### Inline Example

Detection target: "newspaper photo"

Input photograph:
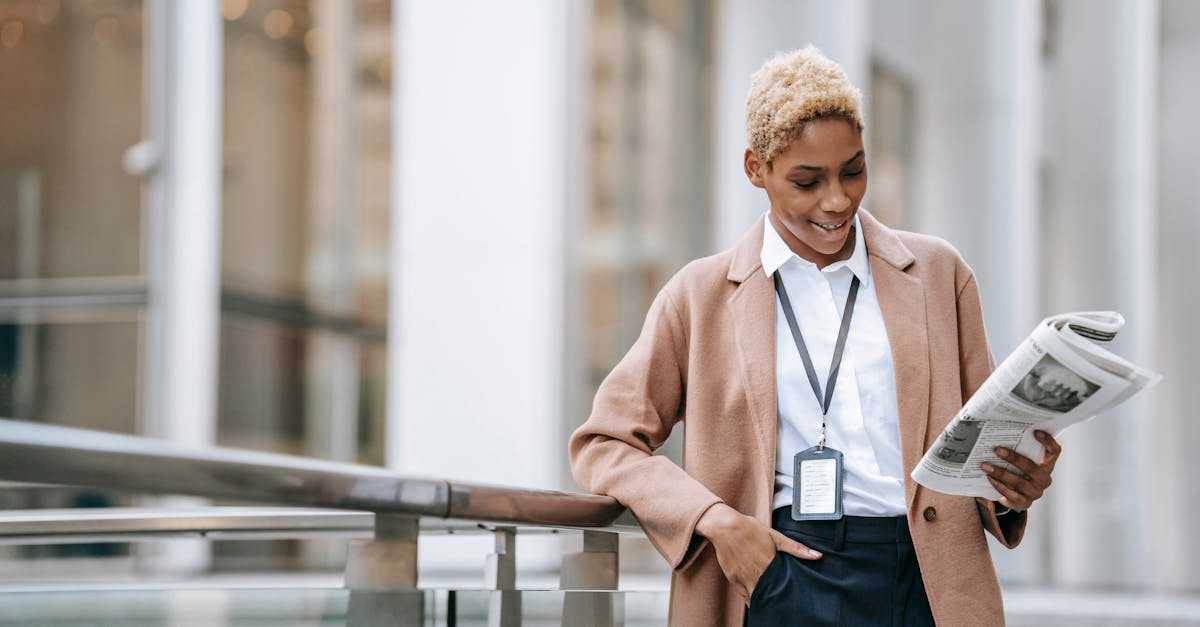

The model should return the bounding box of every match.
[911,311,1162,499]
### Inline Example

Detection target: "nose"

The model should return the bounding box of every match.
[820,180,852,213]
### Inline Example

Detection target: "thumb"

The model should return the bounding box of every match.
[769,529,822,560]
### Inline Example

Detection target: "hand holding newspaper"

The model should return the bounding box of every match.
[911,311,1162,499]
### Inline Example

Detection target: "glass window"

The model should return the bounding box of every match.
[0,0,145,433]
[579,0,714,451]
[218,0,391,464]
[867,60,916,230]
[0,319,140,433]
[0,0,144,281]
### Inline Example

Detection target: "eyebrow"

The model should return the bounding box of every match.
[789,150,865,173]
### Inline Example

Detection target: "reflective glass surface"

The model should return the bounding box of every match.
[0,588,671,627]
[0,0,144,280]
[0,320,140,434]
[217,0,391,473]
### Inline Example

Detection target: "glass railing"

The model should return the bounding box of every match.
[0,418,661,626]
[0,587,672,627]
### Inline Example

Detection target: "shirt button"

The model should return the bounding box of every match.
[923,507,937,522]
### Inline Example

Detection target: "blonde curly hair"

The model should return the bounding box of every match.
[745,45,864,165]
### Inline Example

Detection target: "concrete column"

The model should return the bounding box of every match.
[1112,0,1161,591]
[979,0,1046,585]
[139,0,223,575]
[804,0,868,89]
[142,0,222,449]
[1042,0,1160,589]
[388,0,579,489]
[1156,0,1200,593]
[984,0,1042,357]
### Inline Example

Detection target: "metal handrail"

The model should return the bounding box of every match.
[0,507,373,545]
[0,418,634,532]
[0,506,609,545]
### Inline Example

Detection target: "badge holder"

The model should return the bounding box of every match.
[774,272,855,523]
[792,441,844,521]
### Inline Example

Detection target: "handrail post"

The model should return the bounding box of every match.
[486,526,521,627]
[345,514,422,626]
[561,530,620,627]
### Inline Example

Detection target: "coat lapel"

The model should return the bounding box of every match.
[859,211,930,508]
[725,217,779,493]
[723,212,932,510]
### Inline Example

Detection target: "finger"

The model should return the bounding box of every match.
[994,447,1038,475]
[987,476,1030,511]
[1035,430,1063,464]
[982,461,1046,497]
[995,447,1053,488]
[770,529,822,560]
[984,461,1041,504]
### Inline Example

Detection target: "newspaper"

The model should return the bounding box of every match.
[911,311,1162,499]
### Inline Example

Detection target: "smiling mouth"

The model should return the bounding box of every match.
[811,220,848,232]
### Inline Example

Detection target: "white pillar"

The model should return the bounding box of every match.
[984,0,1041,355]
[143,0,223,447]
[982,0,1046,585]
[1043,0,1160,590]
[140,0,223,574]
[1112,0,1161,590]
[1155,0,1200,593]
[804,0,868,89]
[712,0,869,250]
[387,0,578,491]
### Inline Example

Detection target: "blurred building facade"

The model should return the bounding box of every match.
[1,0,1199,602]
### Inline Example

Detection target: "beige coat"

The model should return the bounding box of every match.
[569,211,1026,626]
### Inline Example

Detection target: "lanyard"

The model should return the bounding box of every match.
[773,271,860,449]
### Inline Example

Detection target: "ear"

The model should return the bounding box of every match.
[744,148,766,189]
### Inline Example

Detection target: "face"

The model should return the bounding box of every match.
[744,117,867,268]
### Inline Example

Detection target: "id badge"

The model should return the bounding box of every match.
[792,446,844,521]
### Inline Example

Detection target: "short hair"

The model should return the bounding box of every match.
[744,45,864,164]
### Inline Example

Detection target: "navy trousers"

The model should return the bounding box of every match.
[744,508,936,626]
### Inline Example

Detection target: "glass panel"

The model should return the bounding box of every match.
[0,588,672,627]
[218,0,391,473]
[867,61,916,230]
[219,0,390,324]
[581,0,713,462]
[217,315,307,456]
[0,0,144,280]
[215,313,386,570]
[0,484,134,561]
[216,315,387,464]
[356,341,386,466]
[0,320,139,434]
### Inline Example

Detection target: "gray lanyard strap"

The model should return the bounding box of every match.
[772,271,861,449]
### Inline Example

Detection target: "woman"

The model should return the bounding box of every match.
[569,46,1060,626]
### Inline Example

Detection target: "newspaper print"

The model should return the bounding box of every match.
[911,311,1162,499]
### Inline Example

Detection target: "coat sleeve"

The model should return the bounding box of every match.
[568,287,724,569]
[955,271,1029,548]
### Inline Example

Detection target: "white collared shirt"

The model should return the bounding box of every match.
[762,213,906,516]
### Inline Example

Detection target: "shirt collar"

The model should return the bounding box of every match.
[760,212,871,286]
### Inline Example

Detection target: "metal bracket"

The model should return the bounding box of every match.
[561,530,620,627]
[345,514,422,627]
[486,526,521,627]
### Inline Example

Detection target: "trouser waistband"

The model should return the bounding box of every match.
[771,507,912,547]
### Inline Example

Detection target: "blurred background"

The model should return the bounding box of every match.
[0,0,1197,623]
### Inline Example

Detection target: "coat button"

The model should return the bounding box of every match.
[923,506,937,522]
